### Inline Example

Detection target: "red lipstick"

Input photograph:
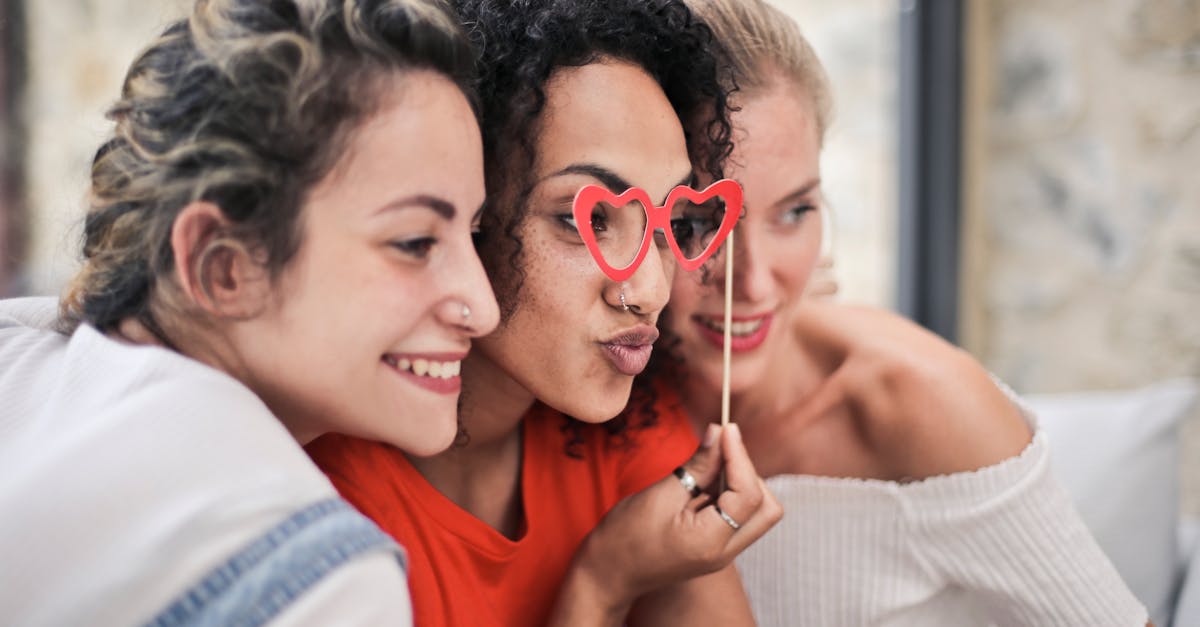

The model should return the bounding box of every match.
[692,313,773,353]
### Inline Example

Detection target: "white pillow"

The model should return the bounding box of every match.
[1024,379,1199,627]
[0,296,60,331]
[1175,518,1200,627]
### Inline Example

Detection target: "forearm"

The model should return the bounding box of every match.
[546,554,633,627]
[627,565,754,627]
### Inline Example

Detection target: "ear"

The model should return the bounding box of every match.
[170,202,269,319]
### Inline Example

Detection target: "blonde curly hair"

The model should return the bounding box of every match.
[61,0,472,339]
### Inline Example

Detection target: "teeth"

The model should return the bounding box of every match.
[386,356,462,379]
[702,318,764,337]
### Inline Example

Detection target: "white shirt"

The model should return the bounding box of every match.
[737,416,1148,626]
[0,299,411,625]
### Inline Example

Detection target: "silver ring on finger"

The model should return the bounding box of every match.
[673,466,702,497]
[714,505,741,530]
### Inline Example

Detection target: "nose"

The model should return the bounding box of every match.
[710,227,770,304]
[440,240,500,337]
[616,237,673,316]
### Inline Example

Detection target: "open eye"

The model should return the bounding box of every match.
[670,197,724,251]
[559,207,610,234]
[780,204,816,226]
[670,216,719,249]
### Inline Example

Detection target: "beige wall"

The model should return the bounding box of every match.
[962,0,1200,511]
[771,0,899,309]
[21,0,188,295]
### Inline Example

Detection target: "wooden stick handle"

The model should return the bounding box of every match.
[721,230,733,427]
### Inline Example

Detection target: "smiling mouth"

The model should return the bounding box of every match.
[692,313,773,353]
[696,316,766,337]
[382,355,462,379]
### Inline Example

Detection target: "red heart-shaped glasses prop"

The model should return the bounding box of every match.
[571,179,742,282]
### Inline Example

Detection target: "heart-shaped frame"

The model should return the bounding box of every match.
[571,179,742,282]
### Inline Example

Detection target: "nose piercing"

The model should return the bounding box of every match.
[619,290,630,311]
[462,304,472,321]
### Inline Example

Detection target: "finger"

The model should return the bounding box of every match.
[680,423,724,489]
[715,479,783,555]
[716,424,762,502]
[680,425,765,542]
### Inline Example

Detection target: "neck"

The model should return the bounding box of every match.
[681,370,788,434]
[679,324,828,476]
[403,348,533,538]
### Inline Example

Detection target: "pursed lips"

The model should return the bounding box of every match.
[599,326,659,376]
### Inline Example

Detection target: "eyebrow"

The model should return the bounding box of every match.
[374,194,457,219]
[545,163,694,199]
[773,178,823,208]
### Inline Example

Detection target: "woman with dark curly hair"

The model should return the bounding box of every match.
[306,1,781,625]
[0,0,499,624]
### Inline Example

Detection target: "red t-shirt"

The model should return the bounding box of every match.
[305,388,698,627]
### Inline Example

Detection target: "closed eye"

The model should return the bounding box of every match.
[390,237,437,259]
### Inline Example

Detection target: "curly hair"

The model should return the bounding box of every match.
[447,0,734,455]
[449,0,734,320]
[60,0,474,339]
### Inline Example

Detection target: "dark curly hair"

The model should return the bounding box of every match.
[449,0,734,320]
[448,0,734,456]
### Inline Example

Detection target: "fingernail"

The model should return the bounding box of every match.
[703,424,720,448]
[728,423,742,443]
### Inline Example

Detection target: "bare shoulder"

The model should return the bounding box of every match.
[789,303,1032,480]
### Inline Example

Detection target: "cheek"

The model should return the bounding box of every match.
[778,229,823,296]
[667,274,705,325]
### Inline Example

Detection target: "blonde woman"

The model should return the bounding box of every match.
[661,0,1150,624]
[0,0,499,624]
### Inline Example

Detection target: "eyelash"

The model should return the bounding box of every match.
[390,237,437,259]
[556,213,609,234]
[780,204,816,225]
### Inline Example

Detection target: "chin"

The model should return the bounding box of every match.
[378,398,460,457]
[394,425,458,458]
[693,356,758,396]
[553,382,633,424]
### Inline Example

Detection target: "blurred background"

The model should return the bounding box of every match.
[0,0,1197,523]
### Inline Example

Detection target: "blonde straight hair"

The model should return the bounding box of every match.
[686,0,833,143]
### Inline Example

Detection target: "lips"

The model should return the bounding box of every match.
[600,326,659,376]
[692,313,773,353]
[382,351,467,395]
